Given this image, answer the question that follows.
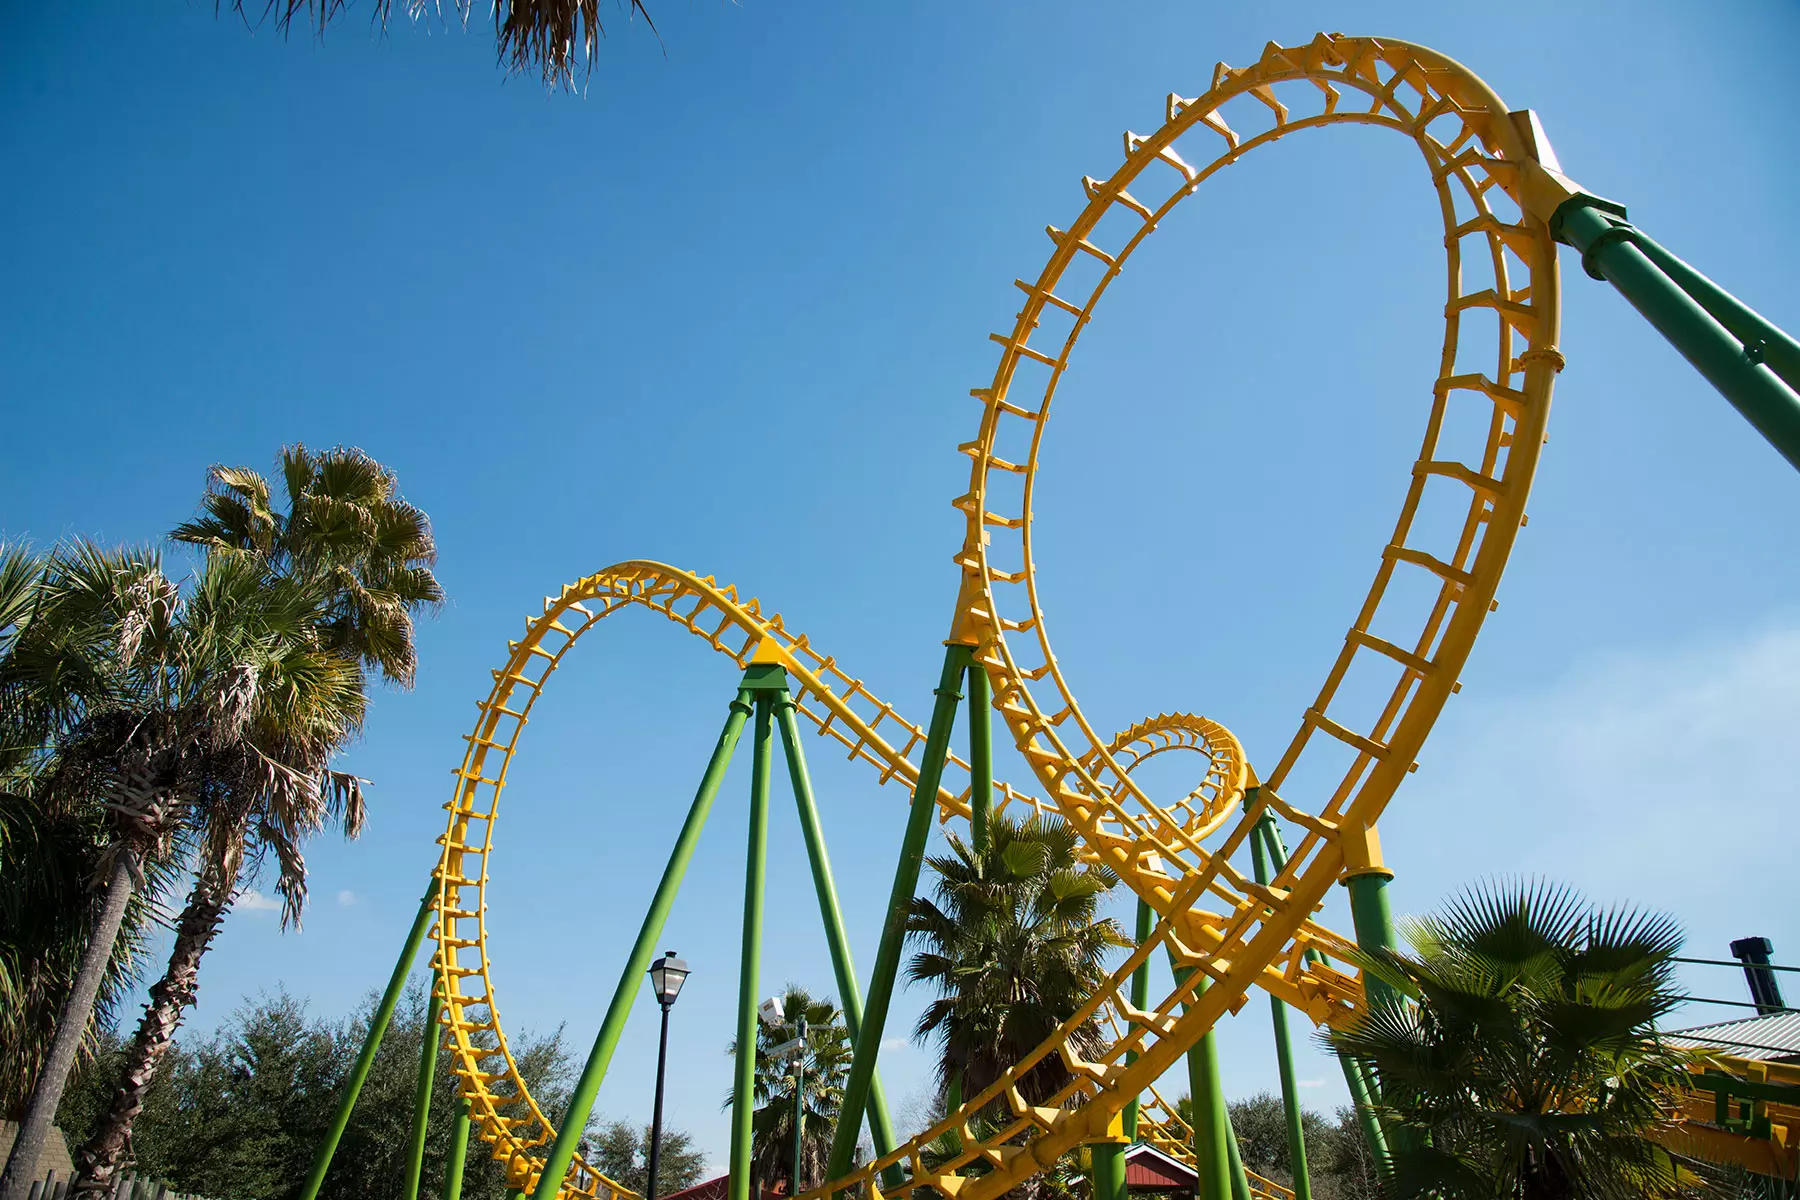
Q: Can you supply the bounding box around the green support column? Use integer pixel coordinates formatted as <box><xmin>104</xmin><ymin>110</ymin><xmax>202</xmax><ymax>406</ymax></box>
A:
<box><xmin>772</xmin><ymin>692</ymin><xmax>899</xmax><ymax>1164</ymax></box>
<box><xmin>1255</xmin><ymin>820</ymin><xmax>1390</xmax><ymax>1176</ymax></box>
<box><xmin>443</xmin><ymin>1095</ymin><xmax>472</xmax><ymax>1200</ymax></box>
<box><xmin>300</xmin><ymin>878</ymin><xmax>440</xmax><ymax>1200</ymax></box>
<box><xmin>1090</xmin><ymin>1143</ymin><xmax>1126</xmax><ymax>1200</ymax></box>
<box><xmin>966</xmin><ymin>661</ymin><xmax>993</xmax><ymax>853</ymax></box>
<box><xmin>1248</xmin><ymin>813</ymin><xmax>1310</xmax><ymax>1200</ymax></box>
<box><xmin>729</xmin><ymin>691</ymin><xmax>776</xmax><ymax>1200</ymax></box>
<box><xmin>1551</xmin><ymin>195</ymin><xmax>1800</xmax><ymax>473</ymax></box>
<box><xmin>827</xmin><ymin>643</ymin><xmax>973</xmax><ymax>1190</ymax></box>
<box><xmin>790</xmin><ymin>1016</ymin><xmax>808</xmax><ymax>1197</ymax></box>
<box><xmin>405</xmin><ymin>969</ymin><xmax>443</xmax><ymax>1200</ymax></box>
<box><xmin>1121</xmin><ymin>898</ymin><xmax>1152</xmax><ymax>1143</ymax></box>
<box><xmin>1342</xmin><ymin>870</ymin><xmax>1400</xmax><ymax>1009</ymax></box>
<box><xmin>1166</xmin><ymin>955</ymin><xmax>1247</xmax><ymax>1200</ymax></box>
<box><xmin>530</xmin><ymin>686</ymin><xmax>756</xmax><ymax>1200</ymax></box>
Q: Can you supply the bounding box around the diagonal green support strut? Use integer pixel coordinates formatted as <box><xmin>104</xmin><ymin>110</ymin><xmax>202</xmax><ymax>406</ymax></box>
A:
<box><xmin>530</xmin><ymin>684</ymin><xmax>757</xmax><ymax>1200</ymax></box>
<box><xmin>772</xmin><ymin>690</ymin><xmax>899</xmax><ymax>1167</ymax></box>
<box><xmin>826</xmin><ymin>643</ymin><xmax>973</xmax><ymax>1191</ymax></box>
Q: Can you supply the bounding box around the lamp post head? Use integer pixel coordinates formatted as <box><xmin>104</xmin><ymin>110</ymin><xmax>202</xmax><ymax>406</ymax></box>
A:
<box><xmin>649</xmin><ymin>951</ymin><xmax>689</xmax><ymax>1007</ymax></box>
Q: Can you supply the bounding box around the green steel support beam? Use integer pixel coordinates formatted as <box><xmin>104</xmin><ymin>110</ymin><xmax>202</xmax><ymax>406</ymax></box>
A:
<box><xmin>1167</xmin><ymin>955</ymin><xmax>1246</xmax><ymax>1200</ymax></box>
<box><xmin>405</xmin><ymin>970</ymin><xmax>443</xmax><ymax>1200</ymax></box>
<box><xmin>772</xmin><ymin>692</ymin><xmax>899</xmax><ymax>1166</ymax></box>
<box><xmin>1343</xmin><ymin>870</ymin><xmax>1400</xmax><ymax>1009</ymax></box>
<box><xmin>1121</xmin><ymin>898</ymin><xmax>1152</xmax><ymax>1143</ymax></box>
<box><xmin>1255</xmin><ymin>820</ymin><xmax>1390</xmax><ymax>1178</ymax></box>
<box><xmin>729</xmin><ymin>692</ymin><xmax>776</xmax><ymax>1200</ymax></box>
<box><xmin>1632</xmin><ymin>237</ymin><xmax>1800</xmax><ymax>394</ymax></box>
<box><xmin>1552</xmin><ymin>195</ymin><xmax>1800</xmax><ymax>473</ymax></box>
<box><xmin>1090</xmin><ymin>1144</ymin><xmax>1127</xmax><ymax>1200</ymax></box>
<box><xmin>530</xmin><ymin>686</ymin><xmax>756</xmax><ymax>1200</ymax></box>
<box><xmin>827</xmin><ymin>643</ymin><xmax>973</xmax><ymax>1191</ymax></box>
<box><xmin>300</xmin><ymin>878</ymin><xmax>440</xmax><ymax>1200</ymax></box>
<box><xmin>1249</xmin><ymin>811</ymin><xmax>1311</xmax><ymax>1200</ymax></box>
<box><xmin>966</xmin><ymin>662</ymin><xmax>993</xmax><ymax>854</ymax></box>
<box><xmin>444</xmin><ymin>1096</ymin><xmax>472</xmax><ymax>1200</ymax></box>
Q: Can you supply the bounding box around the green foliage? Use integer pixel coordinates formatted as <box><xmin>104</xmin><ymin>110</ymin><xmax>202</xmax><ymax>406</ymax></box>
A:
<box><xmin>583</xmin><ymin>1120</ymin><xmax>705</xmax><ymax>1197</ymax></box>
<box><xmin>903</xmin><ymin>814</ymin><xmax>1128</xmax><ymax>1107</ymax></box>
<box><xmin>1326</xmin><ymin>879</ymin><xmax>1707</xmax><ymax>1199</ymax></box>
<box><xmin>53</xmin><ymin>982</ymin><xmax>658</xmax><ymax>1200</ymax></box>
<box><xmin>723</xmin><ymin>985</ymin><xmax>850</xmax><ymax>1192</ymax></box>
<box><xmin>1168</xmin><ymin>1093</ymin><xmax>1378</xmax><ymax>1200</ymax></box>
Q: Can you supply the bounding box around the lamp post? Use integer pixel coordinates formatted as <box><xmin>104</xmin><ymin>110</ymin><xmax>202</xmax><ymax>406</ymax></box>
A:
<box><xmin>646</xmin><ymin>951</ymin><xmax>690</xmax><ymax>1200</ymax></box>
<box><xmin>789</xmin><ymin>1015</ymin><xmax>807</xmax><ymax>1197</ymax></box>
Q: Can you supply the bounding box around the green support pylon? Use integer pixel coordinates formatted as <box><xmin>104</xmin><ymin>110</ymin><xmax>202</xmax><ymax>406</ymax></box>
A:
<box><xmin>1166</xmin><ymin>955</ymin><xmax>1247</xmax><ymax>1200</ymax></box>
<box><xmin>1248</xmin><ymin>811</ymin><xmax>1311</xmax><ymax>1200</ymax></box>
<box><xmin>827</xmin><ymin>643</ymin><xmax>973</xmax><ymax>1190</ymax></box>
<box><xmin>405</xmin><ymin>969</ymin><xmax>443</xmax><ymax>1200</ymax></box>
<box><xmin>772</xmin><ymin>691</ymin><xmax>900</xmax><ymax>1166</ymax></box>
<box><xmin>1121</xmin><ymin>898</ymin><xmax>1152</xmax><ymax>1144</ymax></box>
<box><xmin>444</xmin><ymin>1095</ymin><xmax>472</xmax><ymax>1200</ymax></box>
<box><xmin>1551</xmin><ymin>194</ymin><xmax>1800</xmax><ymax>473</ymax></box>
<box><xmin>1090</xmin><ymin>1143</ymin><xmax>1127</xmax><ymax>1200</ymax></box>
<box><xmin>300</xmin><ymin>878</ymin><xmax>440</xmax><ymax>1200</ymax></box>
<box><xmin>1255</xmin><ymin>819</ymin><xmax>1390</xmax><ymax>1177</ymax></box>
<box><xmin>530</xmin><ymin>684</ymin><xmax>757</xmax><ymax>1200</ymax></box>
<box><xmin>966</xmin><ymin>660</ymin><xmax>993</xmax><ymax>853</ymax></box>
<box><xmin>729</xmin><ymin>689</ymin><xmax>776</xmax><ymax>1200</ymax></box>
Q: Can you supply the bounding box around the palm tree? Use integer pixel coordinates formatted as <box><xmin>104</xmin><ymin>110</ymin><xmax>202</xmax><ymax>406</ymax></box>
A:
<box><xmin>74</xmin><ymin>446</ymin><xmax>442</xmax><ymax>1195</ymax></box>
<box><xmin>723</xmin><ymin>986</ymin><xmax>851</xmax><ymax>1195</ymax></box>
<box><xmin>904</xmin><ymin>813</ymin><xmax>1128</xmax><ymax>1111</ymax></box>
<box><xmin>1325</xmin><ymin>880</ymin><xmax>1706</xmax><ymax>1199</ymax></box>
<box><xmin>237</xmin><ymin>0</ymin><xmax>656</xmax><ymax>88</ymax></box>
<box><xmin>0</xmin><ymin>544</ymin><xmax>199</xmax><ymax>1200</ymax></box>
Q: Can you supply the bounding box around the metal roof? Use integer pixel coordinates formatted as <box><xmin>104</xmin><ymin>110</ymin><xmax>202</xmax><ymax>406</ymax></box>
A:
<box><xmin>1664</xmin><ymin>1011</ymin><xmax>1800</xmax><ymax>1060</ymax></box>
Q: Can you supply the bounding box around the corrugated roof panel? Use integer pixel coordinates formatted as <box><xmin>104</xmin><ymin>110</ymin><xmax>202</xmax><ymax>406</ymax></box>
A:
<box><xmin>1664</xmin><ymin>1011</ymin><xmax>1800</xmax><ymax>1060</ymax></box>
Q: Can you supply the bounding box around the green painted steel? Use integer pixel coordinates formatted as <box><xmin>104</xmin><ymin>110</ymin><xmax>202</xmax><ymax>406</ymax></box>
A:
<box><xmin>1121</xmin><ymin>897</ymin><xmax>1152</xmax><ymax>1142</ymax></box>
<box><xmin>444</xmin><ymin>1096</ymin><xmax>472</xmax><ymax>1200</ymax></box>
<box><xmin>1551</xmin><ymin>195</ymin><xmax>1800</xmax><ymax>473</ymax></box>
<box><xmin>1090</xmin><ymin>1143</ymin><xmax>1127</xmax><ymax>1200</ymax></box>
<box><xmin>966</xmin><ymin>662</ymin><xmax>993</xmax><ymax>853</ymax></box>
<box><xmin>1256</xmin><ymin>819</ymin><xmax>1390</xmax><ymax>1175</ymax></box>
<box><xmin>1631</xmin><ymin>236</ymin><xmax>1800</xmax><ymax>394</ymax></box>
<box><xmin>1167</xmin><ymin>955</ymin><xmax>1245</xmax><ymax>1200</ymax></box>
<box><xmin>1344</xmin><ymin>871</ymin><xmax>1400</xmax><ymax>1008</ymax></box>
<box><xmin>826</xmin><ymin>643</ymin><xmax>973</xmax><ymax>1190</ymax></box>
<box><xmin>299</xmin><ymin>878</ymin><xmax>440</xmax><ymax>1200</ymax></box>
<box><xmin>1249</xmin><ymin>813</ymin><xmax>1311</xmax><ymax>1200</ymax></box>
<box><xmin>729</xmin><ymin>696</ymin><xmax>775</xmax><ymax>1200</ymax></box>
<box><xmin>531</xmin><ymin>687</ymin><xmax>756</xmax><ymax>1200</ymax></box>
<box><xmin>405</xmin><ymin>970</ymin><xmax>443</xmax><ymax>1200</ymax></box>
<box><xmin>772</xmin><ymin>692</ymin><xmax>900</xmax><ymax>1164</ymax></box>
<box><xmin>943</xmin><ymin>1072</ymin><xmax>964</xmax><ymax>1156</ymax></box>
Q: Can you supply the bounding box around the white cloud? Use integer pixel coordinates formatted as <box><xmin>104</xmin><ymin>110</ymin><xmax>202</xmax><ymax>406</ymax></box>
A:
<box><xmin>880</xmin><ymin>1037</ymin><xmax>909</xmax><ymax>1053</ymax></box>
<box><xmin>238</xmin><ymin>889</ymin><xmax>282</xmax><ymax>914</ymax></box>
<box><xmin>1297</xmin><ymin>1079</ymin><xmax>1326</xmax><ymax>1089</ymax></box>
<box><xmin>337</xmin><ymin>889</ymin><xmax>359</xmax><ymax>907</ymax></box>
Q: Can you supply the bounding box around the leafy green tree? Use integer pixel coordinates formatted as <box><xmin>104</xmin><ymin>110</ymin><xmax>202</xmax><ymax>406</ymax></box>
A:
<box><xmin>1326</xmin><ymin>880</ymin><xmax>1704</xmax><ymax>1199</ymax></box>
<box><xmin>723</xmin><ymin>986</ymin><xmax>850</xmax><ymax>1194</ymax></box>
<box><xmin>585</xmin><ymin>1120</ymin><xmax>706</xmax><ymax>1198</ymax></box>
<box><xmin>904</xmin><ymin>813</ymin><xmax>1128</xmax><ymax>1108</ymax></box>
<box><xmin>78</xmin><ymin>446</ymin><xmax>442</xmax><ymax>1194</ymax></box>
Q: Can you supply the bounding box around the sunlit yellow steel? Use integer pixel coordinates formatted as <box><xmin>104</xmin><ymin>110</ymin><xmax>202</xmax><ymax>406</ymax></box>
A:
<box><xmin>422</xmin><ymin>31</ymin><xmax>1783</xmax><ymax>1199</ymax></box>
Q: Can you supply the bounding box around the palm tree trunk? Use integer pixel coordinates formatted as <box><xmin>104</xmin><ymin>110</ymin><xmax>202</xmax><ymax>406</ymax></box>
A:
<box><xmin>0</xmin><ymin>851</ymin><xmax>138</xmax><ymax>1200</ymax></box>
<box><xmin>72</xmin><ymin>867</ymin><xmax>233</xmax><ymax>1196</ymax></box>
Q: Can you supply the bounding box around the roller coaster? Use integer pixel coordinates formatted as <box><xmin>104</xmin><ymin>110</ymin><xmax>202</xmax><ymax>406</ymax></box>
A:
<box><xmin>298</xmin><ymin>32</ymin><xmax>1800</xmax><ymax>1200</ymax></box>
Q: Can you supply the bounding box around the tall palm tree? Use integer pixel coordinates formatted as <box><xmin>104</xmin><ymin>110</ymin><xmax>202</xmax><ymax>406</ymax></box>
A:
<box><xmin>1326</xmin><ymin>880</ymin><xmax>1706</xmax><ymax>1199</ymax></box>
<box><xmin>723</xmin><ymin>986</ymin><xmax>851</xmax><ymax>1195</ymax></box>
<box><xmin>74</xmin><ymin>446</ymin><xmax>441</xmax><ymax>1195</ymax></box>
<box><xmin>0</xmin><ymin>544</ymin><xmax>198</xmax><ymax>1200</ymax></box>
<box><xmin>904</xmin><ymin>814</ymin><xmax>1128</xmax><ymax>1110</ymax></box>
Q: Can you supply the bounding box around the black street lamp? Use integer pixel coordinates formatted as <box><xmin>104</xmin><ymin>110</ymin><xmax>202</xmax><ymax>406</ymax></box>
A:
<box><xmin>646</xmin><ymin>951</ymin><xmax>690</xmax><ymax>1200</ymax></box>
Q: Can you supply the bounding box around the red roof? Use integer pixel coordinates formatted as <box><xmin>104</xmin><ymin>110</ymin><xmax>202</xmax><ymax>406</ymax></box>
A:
<box><xmin>1123</xmin><ymin>1144</ymin><xmax>1197</xmax><ymax>1192</ymax></box>
<box><xmin>659</xmin><ymin>1178</ymin><xmax>784</xmax><ymax>1200</ymax></box>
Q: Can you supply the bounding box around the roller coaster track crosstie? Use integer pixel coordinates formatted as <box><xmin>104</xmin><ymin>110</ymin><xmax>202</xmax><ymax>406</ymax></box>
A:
<box><xmin>294</xmin><ymin>31</ymin><xmax>1800</xmax><ymax>1200</ymax></box>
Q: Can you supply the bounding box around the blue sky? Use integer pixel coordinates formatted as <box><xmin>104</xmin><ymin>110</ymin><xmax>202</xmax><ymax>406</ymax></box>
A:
<box><xmin>5</xmin><ymin>0</ymin><xmax>1799</xmax><ymax>1174</ymax></box>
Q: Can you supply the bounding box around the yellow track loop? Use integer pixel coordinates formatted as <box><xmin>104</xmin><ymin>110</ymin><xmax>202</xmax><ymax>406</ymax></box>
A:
<box><xmin>433</xmin><ymin>563</ymin><xmax>1059</xmax><ymax>1199</ymax></box>
<box><xmin>808</xmin><ymin>32</ymin><xmax>1564</xmax><ymax>1200</ymax></box>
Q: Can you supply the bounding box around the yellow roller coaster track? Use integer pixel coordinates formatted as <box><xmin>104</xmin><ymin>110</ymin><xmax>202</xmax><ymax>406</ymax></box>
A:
<box><xmin>426</xmin><ymin>31</ymin><xmax>1794</xmax><ymax>1200</ymax></box>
